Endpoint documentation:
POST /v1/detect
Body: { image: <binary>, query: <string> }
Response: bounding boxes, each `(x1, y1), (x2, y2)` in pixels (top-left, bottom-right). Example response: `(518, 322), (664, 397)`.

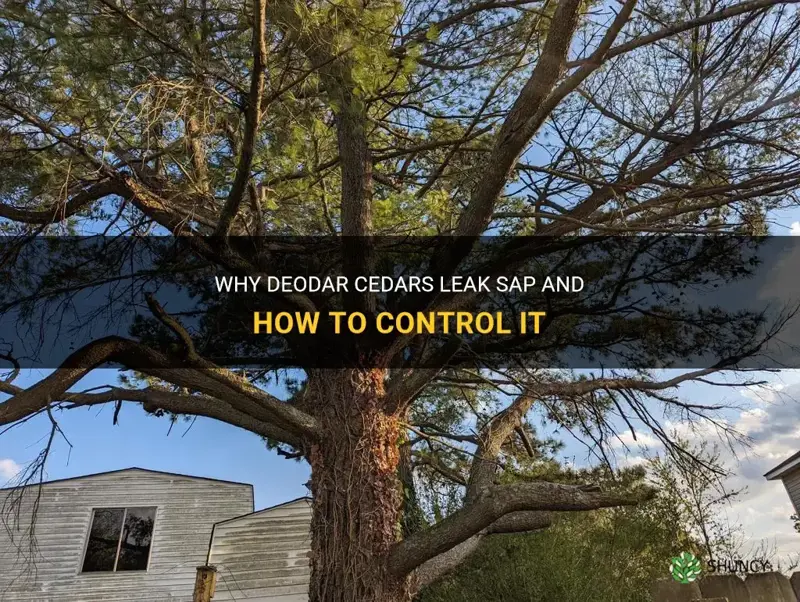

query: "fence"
(652, 572), (800, 602)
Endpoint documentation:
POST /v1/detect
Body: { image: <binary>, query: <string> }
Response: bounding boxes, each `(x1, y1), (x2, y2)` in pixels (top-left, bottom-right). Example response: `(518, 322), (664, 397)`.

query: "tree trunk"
(306, 368), (410, 602)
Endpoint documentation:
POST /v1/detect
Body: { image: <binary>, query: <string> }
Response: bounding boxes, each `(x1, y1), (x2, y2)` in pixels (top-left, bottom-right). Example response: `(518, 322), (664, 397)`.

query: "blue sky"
(0, 369), (310, 510)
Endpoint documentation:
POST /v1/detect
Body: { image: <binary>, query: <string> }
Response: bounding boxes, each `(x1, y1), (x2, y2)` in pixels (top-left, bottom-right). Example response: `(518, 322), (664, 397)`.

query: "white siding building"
(0, 468), (312, 602)
(765, 451), (800, 513)
(209, 499), (312, 602)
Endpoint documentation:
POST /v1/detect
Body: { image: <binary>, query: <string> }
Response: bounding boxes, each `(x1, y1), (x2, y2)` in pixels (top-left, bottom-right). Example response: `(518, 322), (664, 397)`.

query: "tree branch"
(453, 0), (585, 239)
(466, 394), (536, 502)
(568, 0), (800, 68)
(95, 0), (246, 97)
(413, 511), (553, 589)
(388, 481), (654, 578)
(0, 336), (320, 442)
(215, 0), (268, 236)
(63, 386), (302, 447)
(0, 180), (124, 224)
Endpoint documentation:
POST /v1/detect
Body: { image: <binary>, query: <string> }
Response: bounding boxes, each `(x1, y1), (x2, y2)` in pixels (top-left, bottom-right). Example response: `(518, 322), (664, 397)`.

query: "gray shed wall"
(209, 498), (311, 601)
(781, 465), (800, 514)
(0, 469), (252, 602)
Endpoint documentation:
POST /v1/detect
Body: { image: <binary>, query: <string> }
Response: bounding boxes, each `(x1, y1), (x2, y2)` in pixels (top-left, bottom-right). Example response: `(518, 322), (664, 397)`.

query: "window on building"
(82, 507), (156, 572)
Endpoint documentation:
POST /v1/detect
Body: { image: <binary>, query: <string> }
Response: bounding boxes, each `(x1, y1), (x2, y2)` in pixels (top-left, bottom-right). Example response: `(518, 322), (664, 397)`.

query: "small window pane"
(82, 508), (124, 572)
(116, 507), (156, 571)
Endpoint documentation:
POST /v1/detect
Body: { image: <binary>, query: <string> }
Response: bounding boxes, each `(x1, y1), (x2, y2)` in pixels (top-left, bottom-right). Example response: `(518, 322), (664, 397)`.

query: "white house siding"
(781, 466), (800, 513)
(0, 469), (253, 602)
(209, 498), (311, 601)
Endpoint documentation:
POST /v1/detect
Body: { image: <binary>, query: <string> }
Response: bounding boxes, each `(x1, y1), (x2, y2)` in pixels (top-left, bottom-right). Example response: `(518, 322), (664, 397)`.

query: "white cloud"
(790, 222), (800, 236)
(734, 407), (771, 436)
(610, 380), (800, 565)
(0, 458), (21, 482)
(699, 383), (800, 564)
(741, 383), (786, 405)
(618, 455), (648, 468)
(664, 417), (718, 446)
(612, 431), (662, 450)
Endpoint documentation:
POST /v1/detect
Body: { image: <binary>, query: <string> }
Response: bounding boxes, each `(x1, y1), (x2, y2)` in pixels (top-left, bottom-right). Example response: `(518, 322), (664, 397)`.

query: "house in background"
(765, 450), (800, 513)
(0, 468), (311, 601)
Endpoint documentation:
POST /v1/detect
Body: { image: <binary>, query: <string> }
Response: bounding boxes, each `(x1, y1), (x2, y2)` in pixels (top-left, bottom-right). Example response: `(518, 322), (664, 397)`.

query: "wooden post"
(193, 565), (217, 602)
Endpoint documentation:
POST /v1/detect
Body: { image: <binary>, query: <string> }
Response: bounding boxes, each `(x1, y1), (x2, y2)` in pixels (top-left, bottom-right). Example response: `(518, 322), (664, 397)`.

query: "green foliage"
(4, 0), (797, 238)
(419, 502), (686, 602)
(647, 439), (745, 562)
(425, 25), (440, 42)
(418, 442), (743, 602)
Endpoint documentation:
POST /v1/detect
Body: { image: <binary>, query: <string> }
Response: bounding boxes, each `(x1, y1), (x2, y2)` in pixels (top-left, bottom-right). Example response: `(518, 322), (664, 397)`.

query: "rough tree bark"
(306, 368), (410, 602)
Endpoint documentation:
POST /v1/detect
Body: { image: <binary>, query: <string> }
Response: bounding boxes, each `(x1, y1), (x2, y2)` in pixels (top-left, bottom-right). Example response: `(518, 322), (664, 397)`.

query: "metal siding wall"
(210, 500), (311, 601)
(783, 467), (800, 514)
(0, 470), (253, 602)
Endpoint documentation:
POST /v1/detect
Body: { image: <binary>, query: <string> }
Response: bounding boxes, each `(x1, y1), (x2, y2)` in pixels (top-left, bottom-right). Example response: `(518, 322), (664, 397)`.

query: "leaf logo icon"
(670, 552), (702, 584)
